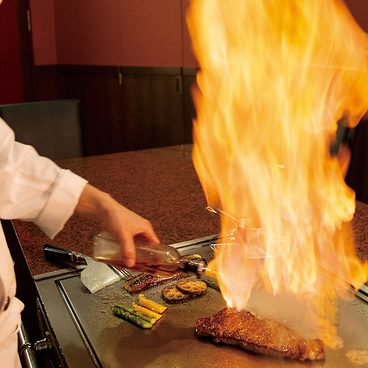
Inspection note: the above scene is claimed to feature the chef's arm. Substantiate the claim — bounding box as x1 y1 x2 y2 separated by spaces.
74 183 159 267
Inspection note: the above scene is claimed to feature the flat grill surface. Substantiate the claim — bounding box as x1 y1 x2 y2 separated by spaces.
36 238 368 368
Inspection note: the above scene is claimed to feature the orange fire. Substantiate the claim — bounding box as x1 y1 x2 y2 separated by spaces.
187 0 368 347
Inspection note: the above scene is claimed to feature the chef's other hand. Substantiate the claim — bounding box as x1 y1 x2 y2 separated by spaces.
74 184 159 267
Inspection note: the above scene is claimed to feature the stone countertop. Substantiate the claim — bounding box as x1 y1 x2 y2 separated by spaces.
12 144 368 281
13 145 220 275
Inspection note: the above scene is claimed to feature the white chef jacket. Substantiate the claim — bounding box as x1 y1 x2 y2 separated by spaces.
0 118 88 367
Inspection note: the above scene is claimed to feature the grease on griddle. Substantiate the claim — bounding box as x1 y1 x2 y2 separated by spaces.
346 350 368 366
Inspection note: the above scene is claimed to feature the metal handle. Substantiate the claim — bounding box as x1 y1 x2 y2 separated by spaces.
175 76 183 94
44 243 87 267
18 320 49 368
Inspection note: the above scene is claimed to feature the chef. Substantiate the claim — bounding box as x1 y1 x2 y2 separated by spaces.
0 119 159 365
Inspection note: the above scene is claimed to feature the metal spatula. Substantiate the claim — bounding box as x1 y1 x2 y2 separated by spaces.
44 243 132 293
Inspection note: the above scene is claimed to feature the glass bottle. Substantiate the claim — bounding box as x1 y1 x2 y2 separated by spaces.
93 232 207 277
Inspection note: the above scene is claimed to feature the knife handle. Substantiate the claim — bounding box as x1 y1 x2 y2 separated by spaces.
44 243 87 267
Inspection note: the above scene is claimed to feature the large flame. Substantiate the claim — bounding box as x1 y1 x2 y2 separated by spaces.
187 0 368 346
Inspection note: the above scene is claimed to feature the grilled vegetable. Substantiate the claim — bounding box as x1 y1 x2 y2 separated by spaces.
162 284 190 303
201 277 220 291
114 304 157 324
132 302 163 320
176 279 207 296
112 307 152 328
162 279 208 303
124 272 187 294
138 294 167 313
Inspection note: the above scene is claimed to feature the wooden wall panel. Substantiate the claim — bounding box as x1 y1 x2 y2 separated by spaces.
183 69 197 143
122 70 184 150
119 68 185 151
32 65 59 101
57 66 124 155
53 66 191 156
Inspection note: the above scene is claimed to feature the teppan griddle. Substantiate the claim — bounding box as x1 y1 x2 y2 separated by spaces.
35 235 368 368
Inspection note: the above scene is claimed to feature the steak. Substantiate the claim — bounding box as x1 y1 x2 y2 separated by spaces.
196 307 325 361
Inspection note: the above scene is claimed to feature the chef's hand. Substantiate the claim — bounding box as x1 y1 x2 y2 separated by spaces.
74 184 159 267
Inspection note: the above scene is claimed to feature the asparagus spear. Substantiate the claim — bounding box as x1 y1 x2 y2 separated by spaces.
114 303 157 324
201 277 220 291
112 307 152 328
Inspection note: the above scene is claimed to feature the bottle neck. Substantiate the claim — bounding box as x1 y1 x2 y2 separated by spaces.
181 258 208 278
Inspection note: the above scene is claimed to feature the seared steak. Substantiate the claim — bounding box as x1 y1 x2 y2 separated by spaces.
196 307 325 361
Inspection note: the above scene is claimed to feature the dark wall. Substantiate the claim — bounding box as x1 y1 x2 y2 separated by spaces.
14 0 368 157
0 0 24 104
31 65 196 156
26 0 197 156
345 0 368 32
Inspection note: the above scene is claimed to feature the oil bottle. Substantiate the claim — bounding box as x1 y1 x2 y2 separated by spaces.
93 232 207 277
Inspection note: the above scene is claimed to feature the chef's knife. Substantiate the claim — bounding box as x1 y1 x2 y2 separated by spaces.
44 243 88 267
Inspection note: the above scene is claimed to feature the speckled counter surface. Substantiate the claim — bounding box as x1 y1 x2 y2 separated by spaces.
13 145 220 275
12 144 368 280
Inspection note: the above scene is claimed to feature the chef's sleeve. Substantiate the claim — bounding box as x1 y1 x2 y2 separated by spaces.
0 118 88 238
